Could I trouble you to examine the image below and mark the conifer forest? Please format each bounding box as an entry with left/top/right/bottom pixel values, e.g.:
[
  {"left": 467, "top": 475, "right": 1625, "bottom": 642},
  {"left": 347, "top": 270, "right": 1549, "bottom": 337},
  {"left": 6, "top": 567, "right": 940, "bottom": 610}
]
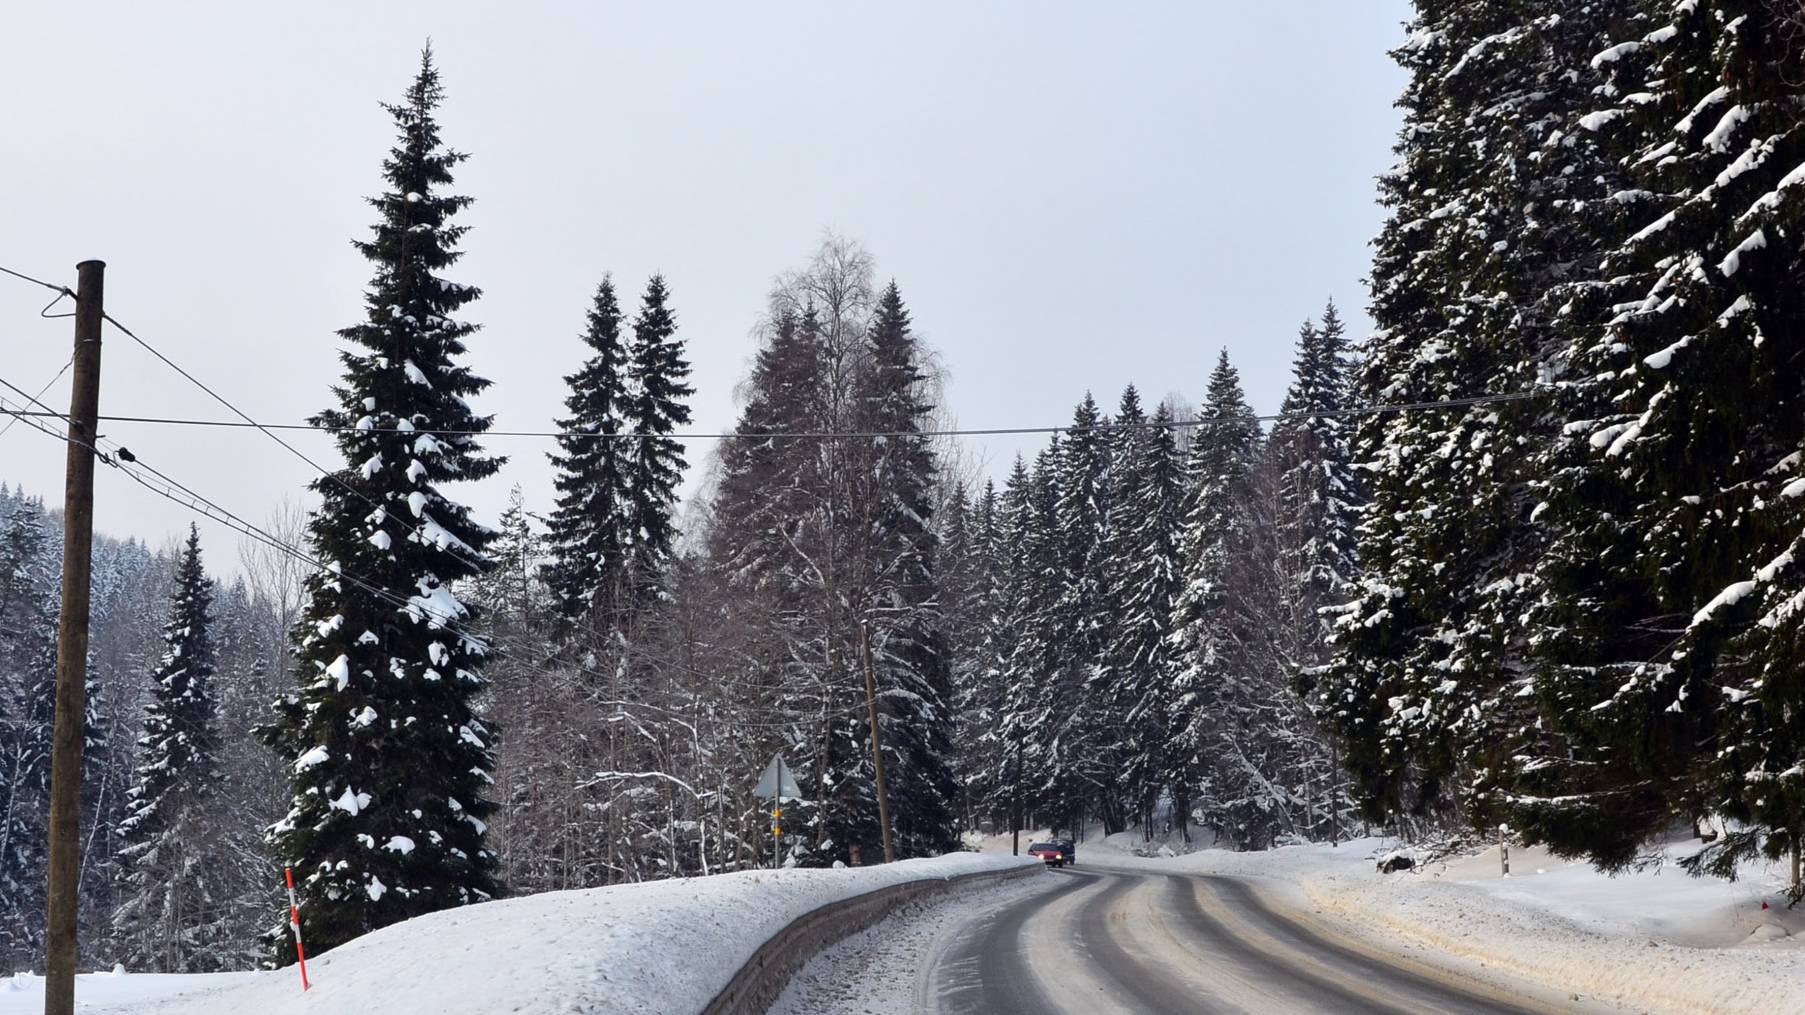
[{"left": 3, "top": 0, "right": 1804, "bottom": 979}]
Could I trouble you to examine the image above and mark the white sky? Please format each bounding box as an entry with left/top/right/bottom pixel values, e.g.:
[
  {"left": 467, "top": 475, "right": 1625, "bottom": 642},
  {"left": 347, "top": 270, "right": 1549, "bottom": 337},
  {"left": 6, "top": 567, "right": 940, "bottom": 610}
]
[{"left": 1, "top": 1, "right": 1409, "bottom": 561}]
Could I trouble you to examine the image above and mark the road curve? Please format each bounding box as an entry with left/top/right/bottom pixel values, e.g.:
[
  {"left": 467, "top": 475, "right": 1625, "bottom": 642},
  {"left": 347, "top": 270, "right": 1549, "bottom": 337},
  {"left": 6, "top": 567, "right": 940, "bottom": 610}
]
[{"left": 926, "top": 863, "right": 1560, "bottom": 1015}]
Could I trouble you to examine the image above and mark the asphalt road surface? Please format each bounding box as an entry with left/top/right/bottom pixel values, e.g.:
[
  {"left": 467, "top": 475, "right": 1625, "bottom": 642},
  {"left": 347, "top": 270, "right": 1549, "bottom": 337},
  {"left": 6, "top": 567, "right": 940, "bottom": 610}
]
[{"left": 925, "top": 864, "right": 1565, "bottom": 1014}]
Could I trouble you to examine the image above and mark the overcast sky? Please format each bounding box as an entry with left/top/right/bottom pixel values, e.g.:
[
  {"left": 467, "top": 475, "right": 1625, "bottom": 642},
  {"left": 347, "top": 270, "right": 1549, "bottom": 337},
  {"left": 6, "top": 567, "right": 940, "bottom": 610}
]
[{"left": 2, "top": 1, "right": 1409, "bottom": 562}]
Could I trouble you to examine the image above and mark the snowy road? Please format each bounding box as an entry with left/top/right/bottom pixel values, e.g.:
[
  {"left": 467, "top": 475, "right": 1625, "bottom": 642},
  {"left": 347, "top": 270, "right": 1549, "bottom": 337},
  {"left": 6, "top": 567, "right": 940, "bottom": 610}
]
[{"left": 918, "top": 864, "right": 1565, "bottom": 1015}]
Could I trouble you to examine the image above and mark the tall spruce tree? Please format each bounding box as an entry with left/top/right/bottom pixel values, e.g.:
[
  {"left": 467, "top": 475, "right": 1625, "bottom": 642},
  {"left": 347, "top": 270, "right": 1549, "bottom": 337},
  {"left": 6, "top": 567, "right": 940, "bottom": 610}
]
[
  {"left": 990, "top": 455, "right": 1053, "bottom": 832},
  {"left": 114, "top": 526, "right": 228, "bottom": 972},
  {"left": 624, "top": 275, "right": 693, "bottom": 600},
  {"left": 1056, "top": 393, "right": 1111, "bottom": 661},
  {"left": 1084, "top": 387, "right": 1143, "bottom": 833},
  {"left": 1270, "top": 306, "right": 1362, "bottom": 838},
  {"left": 1004, "top": 442, "right": 1086, "bottom": 832},
  {"left": 947, "top": 481, "right": 1008, "bottom": 834},
  {"left": 260, "top": 48, "right": 502, "bottom": 959},
  {"left": 1523, "top": 0, "right": 1805, "bottom": 877},
  {"left": 1324, "top": 0, "right": 1632, "bottom": 829},
  {"left": 971, "top": 478, "right": 1018, "bottom": 831},
  {"left": 1097, "top": 392, "right": 1184, "bottom": 835},
  {"left": 1167, "top": 351, "right": 1287, "bottom": 844},
  {"left": 1054, "top": 394, "right": 1117, "bottom": 829},
  {"left": 856, "top": 282, "right": 957, "bottom": 855},
  {"left": 1271, "top": 303, "right": 1359, "bottom": 638},
  {"left": 543, "top": 278, "right": 634, "bottom": 625}
]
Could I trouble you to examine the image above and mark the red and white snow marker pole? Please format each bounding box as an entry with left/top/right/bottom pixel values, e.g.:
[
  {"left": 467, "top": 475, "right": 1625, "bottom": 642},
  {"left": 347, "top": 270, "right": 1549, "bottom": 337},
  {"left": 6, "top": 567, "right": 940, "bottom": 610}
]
[{"left": 285, "top": 867, "right": 312, "bottom": 991}]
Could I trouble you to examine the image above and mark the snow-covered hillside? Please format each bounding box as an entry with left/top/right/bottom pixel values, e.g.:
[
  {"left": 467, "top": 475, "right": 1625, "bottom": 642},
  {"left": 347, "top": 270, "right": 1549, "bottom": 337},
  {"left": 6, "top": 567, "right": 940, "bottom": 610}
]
[{"left": 0, "top": 854, "right": 1038, "bottom": 1015}]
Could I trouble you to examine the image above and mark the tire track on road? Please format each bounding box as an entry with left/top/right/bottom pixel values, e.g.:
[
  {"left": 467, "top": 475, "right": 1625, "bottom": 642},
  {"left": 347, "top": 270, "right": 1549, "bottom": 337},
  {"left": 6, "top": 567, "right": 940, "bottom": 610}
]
[
  {"left": 1194, "top": 876, "right": 1551, "bottom": 1015},
  {"left": 1161, "top": 873, "right": 1409, "bottom": 1014},
  {"left": 931, "top": 866, "right": 1089, "bottom": 1015},
  {"left": 1064, "top": 868, "right": 1233, "bottom": 1014}
]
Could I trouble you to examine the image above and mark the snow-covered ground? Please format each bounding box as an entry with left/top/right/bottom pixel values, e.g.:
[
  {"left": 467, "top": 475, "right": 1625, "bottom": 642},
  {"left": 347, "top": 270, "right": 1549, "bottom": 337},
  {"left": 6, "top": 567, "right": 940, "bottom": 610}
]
[
  {"left": 987, "top": 828, "right": 1803, "bottom": 1014},
  {"left": 0, "top": 853, "right": 1037, "bottom": 1015}
]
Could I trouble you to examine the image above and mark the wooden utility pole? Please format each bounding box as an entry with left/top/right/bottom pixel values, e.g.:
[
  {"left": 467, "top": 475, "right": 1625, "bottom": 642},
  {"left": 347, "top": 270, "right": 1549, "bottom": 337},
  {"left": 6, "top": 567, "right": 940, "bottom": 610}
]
[
  {"left": 859, "top": 622, "right": 894, "bottom": 864},
  {"left": 44, "top": 260, "right": 105, "bottom": 1015}
]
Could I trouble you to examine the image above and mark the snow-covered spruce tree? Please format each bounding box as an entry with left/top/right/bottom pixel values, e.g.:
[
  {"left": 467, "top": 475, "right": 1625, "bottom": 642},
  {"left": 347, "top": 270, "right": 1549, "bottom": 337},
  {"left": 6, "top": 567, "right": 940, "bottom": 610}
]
[
  {"left": 532, "top": 279, "right": 689, "bottom": 882},
  {"left": 988, "top": 456, "right": 1047, "bottom": 832},
  {"left": 1096, "top": 392, "right": 1184, "bottom": 836},
  {"left": 1055, "top": 394, "right": 1110, "bottom": 668},
  {"left": 1270, "top": 303, "right": 1359, "bottom": 647},
  {"left": 708, "top": 306, "right": 827, "bottom": 585},
  {"left": 944, "top": 480, "right": 1006, "bottom": 834},
  {"left": 1001, "top": 442, "right": 1085, "bottom": 833},
  {"left": 624, "top": 275, "right": 693, "bottom": 601},
  {"left": 259, "top": 49, "right": 501, "bottom": 960},
  {"left": 1323, "top": 0, "right": 1633, "bottom": 831},
  {"left": 1084, "top": 387, "right": 1143, "bottom": 834},
  {"left": 114, "top": 526, "right": 229, "bottom": 972},
  {"left": 1052, "top": 393, "right": 1118, "bottom": 831},
  {"left": 1523, "top": 0, "right": 1805, "bottom": 877},
  {"left": 954, "top": 479, "right": 1018, "bottom": 835},
  {"left": 1167, "top": 351, "right": 1292, "bottom": 846},
  {"left": 543, "top": 278, "right": 634, "bottom": 626},
  {"left": 854, "top": 282, "right": 958, "bottom": 856},
  {"left": 0, "top": 505, "right": 58, "bottom": 972},
  {"left": 1268, "top": 305, "right": 1361, "bottom": 839}
]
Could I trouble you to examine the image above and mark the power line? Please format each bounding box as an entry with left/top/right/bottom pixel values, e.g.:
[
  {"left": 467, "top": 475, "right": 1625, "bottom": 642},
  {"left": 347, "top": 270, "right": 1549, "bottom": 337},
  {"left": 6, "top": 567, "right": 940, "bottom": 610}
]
[
  {"left": 0, "top": 264, "right": 70, "bottom": 295},
  {"left": 8, "top": 258, "right": 1542, "bottom": 443},
  {"left": 0, "top": 387, "right": 480, "bottom": 644},
  {"left": 0, "top": 261, "right": 488, "bottom": 580},
  {"left": 0, "top": 390, "right": 1545, "bottom": 442},
  {"left": 98, "top": 310, "right": 498, "bottom": 581},
  {"left": 4, "top": 379, "right": 838, "bottom": 712},
  {"left": 7, "top": 399, "right": 504, "bottom": 697},
  {"left": 7, "top": 391, "right": 924, "bottom": 723},
  {"left": 0, "top": 355, "right": 72, "bottom": 439}
]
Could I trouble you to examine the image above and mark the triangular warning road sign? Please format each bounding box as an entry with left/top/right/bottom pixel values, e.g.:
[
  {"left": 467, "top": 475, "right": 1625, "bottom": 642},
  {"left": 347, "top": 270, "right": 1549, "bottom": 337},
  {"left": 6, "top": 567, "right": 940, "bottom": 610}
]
[{"left": 754, "top": 754, "right": 803, "bottom": 799}]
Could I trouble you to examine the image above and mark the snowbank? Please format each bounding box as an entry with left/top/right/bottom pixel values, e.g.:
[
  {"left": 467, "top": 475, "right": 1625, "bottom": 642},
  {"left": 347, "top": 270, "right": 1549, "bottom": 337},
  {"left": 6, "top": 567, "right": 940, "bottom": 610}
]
[
  {"left": 1066, "top": 832, "right": 1804, "bottom": 1015},
  {"left": 0, "top": 971, "right": 258, "bottom": 1013},
  {"left": 0, "top": 853, "right": 1038, "bottom": 1015}
]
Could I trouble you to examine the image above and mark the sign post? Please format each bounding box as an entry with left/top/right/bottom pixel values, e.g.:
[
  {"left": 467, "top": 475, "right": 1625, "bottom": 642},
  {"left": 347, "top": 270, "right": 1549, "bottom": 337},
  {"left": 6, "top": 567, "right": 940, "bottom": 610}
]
[{"left": 754, "top": 754, "right": 802, "bottom": 869}]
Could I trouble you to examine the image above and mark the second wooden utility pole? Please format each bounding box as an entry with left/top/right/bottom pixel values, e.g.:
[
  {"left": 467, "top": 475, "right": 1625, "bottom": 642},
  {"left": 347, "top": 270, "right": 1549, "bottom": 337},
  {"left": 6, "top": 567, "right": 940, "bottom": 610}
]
[
  {"left": 43, "top": 260, "right": 105, "bottom": 1015},
  {"left": 859, "top": 622, "right": 895, "bottom": 864}
]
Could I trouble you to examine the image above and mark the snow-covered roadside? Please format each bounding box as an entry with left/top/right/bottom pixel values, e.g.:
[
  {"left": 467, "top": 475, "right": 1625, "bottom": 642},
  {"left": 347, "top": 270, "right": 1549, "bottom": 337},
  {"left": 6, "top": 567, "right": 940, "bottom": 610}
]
[
  {"left": 0, "top": 971, "right": 258, "bottom": 1013},
  {"left": 1050, "top": 832, "right": 1804, "bottom": 1015},
  {"left": 769, "top": 868, "right": 1056, "bottom": 1014},
  {"left": 0, "top": 853, "right": 1038, "bottom": 1015}
]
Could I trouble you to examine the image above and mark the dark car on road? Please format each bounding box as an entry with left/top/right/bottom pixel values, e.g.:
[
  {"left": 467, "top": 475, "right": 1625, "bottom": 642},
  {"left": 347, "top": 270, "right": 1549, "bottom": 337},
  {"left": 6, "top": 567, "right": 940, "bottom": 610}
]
[
  {"left": 1027, "top": 842, "right": 1066, "bottom": 867},
  {"left": 1051, "top": 838, "right": 1076, "bottom": 866}
]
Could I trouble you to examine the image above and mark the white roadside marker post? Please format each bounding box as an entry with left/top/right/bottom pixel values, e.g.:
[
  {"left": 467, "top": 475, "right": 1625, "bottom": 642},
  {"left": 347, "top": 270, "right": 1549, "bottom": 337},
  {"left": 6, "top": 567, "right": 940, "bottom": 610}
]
[
  {"left": 285, "top": 867, "right": 312, "bottom": 991},
  {"left": 1499, "top": 824, "right": 1511, "bottom": 878}
]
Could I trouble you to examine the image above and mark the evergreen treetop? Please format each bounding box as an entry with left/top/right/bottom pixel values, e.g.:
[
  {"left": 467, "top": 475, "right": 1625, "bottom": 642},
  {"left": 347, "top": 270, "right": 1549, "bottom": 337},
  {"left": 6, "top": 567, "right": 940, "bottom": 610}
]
[
  {"left": 544, "top": 276, "right": 633, "bottom": 625},
  {"left": 625, "top": 274, "right": 693, "bottom": 599}
]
